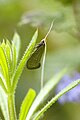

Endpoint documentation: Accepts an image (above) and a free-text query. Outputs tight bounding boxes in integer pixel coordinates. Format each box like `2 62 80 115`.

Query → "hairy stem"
8 94 17 120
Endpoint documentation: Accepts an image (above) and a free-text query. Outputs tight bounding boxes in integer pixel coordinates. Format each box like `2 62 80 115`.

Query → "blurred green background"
0 0 80 120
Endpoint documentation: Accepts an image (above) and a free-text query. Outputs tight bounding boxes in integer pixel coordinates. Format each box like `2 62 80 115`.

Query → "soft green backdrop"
0 0 80 120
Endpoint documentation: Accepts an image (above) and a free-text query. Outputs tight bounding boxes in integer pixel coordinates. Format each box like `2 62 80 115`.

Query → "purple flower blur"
55 72 80 104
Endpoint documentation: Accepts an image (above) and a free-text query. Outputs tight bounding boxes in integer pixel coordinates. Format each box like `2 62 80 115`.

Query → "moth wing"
27 42 45 69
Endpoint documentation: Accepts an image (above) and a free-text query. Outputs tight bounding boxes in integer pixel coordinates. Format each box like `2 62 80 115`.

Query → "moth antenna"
44 19 56 41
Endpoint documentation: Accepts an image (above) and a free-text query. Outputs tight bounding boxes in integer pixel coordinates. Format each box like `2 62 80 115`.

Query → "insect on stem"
26 19 55 90
41 20 55 90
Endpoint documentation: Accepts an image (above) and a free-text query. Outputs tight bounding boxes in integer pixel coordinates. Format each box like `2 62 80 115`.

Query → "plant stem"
8 94 17 120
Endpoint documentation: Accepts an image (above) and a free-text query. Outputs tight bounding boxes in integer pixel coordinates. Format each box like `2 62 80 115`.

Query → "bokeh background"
0 0 80 120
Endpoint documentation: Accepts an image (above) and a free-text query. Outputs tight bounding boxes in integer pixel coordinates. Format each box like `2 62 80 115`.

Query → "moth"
26 39 45 69
26 21 54 69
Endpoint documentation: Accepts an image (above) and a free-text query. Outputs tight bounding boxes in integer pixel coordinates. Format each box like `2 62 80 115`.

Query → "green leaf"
0 87 9 120
0 78 7 93
5 40 12 77
11 30 38 92
0 46 10 88
11 41 17 75
5 40 11 65
33 79 80 120
19 89 36 120
26 68 67 120
12 33 21 62
0 66 7 93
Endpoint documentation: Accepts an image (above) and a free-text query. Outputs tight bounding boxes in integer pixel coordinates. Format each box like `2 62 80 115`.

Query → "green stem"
8 94 17 120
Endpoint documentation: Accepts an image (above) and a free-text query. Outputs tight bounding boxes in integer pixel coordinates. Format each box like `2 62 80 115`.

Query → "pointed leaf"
12 33 21 62
11 41 17 74
5 40 12 66
0 46 10 88
12 30 38 92
33 79 80 120
19 89 36 120
5 40 12 77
